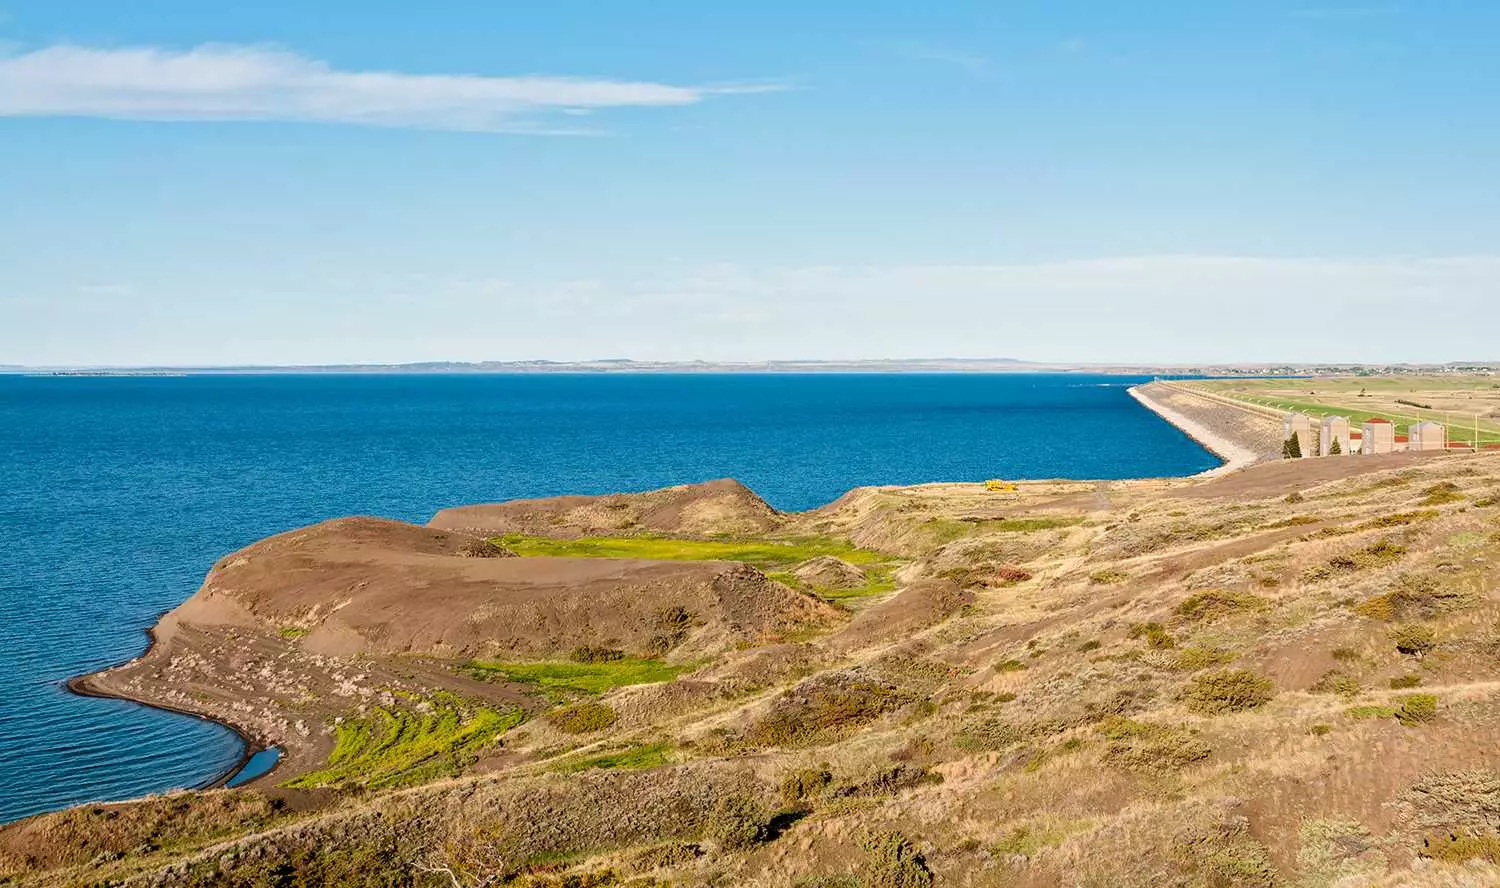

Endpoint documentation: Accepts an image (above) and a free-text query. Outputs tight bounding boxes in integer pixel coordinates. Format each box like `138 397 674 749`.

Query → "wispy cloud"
0 43 782 132
886 40 991 78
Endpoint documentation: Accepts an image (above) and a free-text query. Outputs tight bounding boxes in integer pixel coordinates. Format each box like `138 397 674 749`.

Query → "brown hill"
172 516 831 661
428 477 783 539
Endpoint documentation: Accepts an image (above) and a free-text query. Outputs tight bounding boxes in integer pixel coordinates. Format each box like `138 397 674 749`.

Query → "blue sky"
1 2 1497 365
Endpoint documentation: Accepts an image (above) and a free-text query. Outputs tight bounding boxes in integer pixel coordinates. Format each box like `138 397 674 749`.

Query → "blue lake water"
0 373 1216 823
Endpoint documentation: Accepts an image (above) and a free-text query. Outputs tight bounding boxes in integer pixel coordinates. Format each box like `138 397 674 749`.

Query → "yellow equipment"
984 479 1018 492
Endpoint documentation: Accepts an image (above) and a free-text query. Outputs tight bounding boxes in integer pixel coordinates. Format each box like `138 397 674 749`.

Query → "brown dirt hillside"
428 477 783 538
12 452 1500 888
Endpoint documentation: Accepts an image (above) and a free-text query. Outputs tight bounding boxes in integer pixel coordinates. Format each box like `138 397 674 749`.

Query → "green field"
494 532 888 568
466 657 689 695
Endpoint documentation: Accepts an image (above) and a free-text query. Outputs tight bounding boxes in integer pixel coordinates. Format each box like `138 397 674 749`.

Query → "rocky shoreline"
1129 380 1283 475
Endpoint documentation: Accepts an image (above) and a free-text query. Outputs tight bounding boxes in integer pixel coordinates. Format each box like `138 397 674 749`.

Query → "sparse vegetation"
1390 673 1422 689
1089 568 1129 585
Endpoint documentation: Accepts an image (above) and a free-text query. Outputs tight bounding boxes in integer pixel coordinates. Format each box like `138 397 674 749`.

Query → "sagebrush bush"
1391 623 1437 657
1097 716 1211 773
779 767 833 806
1310 670 1361 699
1174 589 1267 622
1396 694 1439 726
1423 833 1500 863
570 646 626 664
861 832 933 888
1183 669 1275 715
704 794 769 850
1128 621 1176 649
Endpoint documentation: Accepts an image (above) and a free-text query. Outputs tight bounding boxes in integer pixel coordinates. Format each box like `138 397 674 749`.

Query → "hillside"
7 455 1500 887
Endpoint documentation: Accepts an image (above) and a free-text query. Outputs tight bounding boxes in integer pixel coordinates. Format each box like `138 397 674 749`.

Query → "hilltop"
6 454 1500 887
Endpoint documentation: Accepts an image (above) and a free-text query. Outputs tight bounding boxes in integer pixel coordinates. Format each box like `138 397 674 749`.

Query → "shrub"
995 659 1028 672
1305 540 1407 582
459 538 516 558
861 833 933 888
1394 769 1500 833
1354 573 1471 622
779 767 834 806
1310 670 1361 699
1331 647 1359 661
547 702 618 734
743 673 910 747
1392 624 1437 657
1420 482 1465 506
1175 589 1267 622
704 795 770 850
1396 694 1439 726
1128 621 1176 649
1171 647 1236 672
1423 834 1500 863
1183 669 1275 715
1097 716 1211 773
1089 569 1129 585
569 646 626 664
1390 674 1423 689
994 565 1033 585
1358 509 1440 530
1309 723 1333 736
1079 639 1102 652
1285 491 1306 504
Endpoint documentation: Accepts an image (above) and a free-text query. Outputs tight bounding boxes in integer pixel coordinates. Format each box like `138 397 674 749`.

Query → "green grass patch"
466 657 688 695
770 566 900 603
493 532 887 569
277 626 307 639
552 742 671 773
284 692 523 790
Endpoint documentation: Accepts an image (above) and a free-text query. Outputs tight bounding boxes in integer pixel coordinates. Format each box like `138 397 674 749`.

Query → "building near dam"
1320 416 1351 456
1283 413 1314 458
1409 421 1447 452
1362 419 1396 455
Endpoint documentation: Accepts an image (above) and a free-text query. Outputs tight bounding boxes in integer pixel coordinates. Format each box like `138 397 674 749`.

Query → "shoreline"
1127 383 1264 477
64 626 277 794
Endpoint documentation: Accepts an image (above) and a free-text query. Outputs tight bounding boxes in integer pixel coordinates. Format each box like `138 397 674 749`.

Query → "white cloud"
0 43 779 131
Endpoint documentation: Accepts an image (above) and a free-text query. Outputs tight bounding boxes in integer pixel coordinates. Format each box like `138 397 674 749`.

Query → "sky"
1 1 1498 366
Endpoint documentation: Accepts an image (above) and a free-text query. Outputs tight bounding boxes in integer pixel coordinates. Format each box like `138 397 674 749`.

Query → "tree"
1329 438 1342 455
1283 434 1303 459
